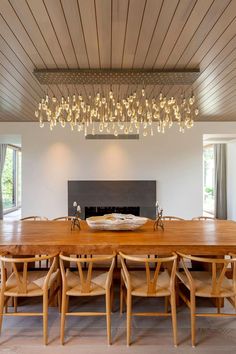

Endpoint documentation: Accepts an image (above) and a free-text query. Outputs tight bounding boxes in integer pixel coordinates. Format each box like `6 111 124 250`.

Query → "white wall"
1 122 236 219
227 140 236 220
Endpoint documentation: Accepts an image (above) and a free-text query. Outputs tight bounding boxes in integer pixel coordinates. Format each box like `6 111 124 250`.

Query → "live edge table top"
0 219 236 255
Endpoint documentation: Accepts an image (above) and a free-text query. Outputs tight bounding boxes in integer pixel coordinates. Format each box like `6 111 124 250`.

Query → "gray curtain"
214 144 227 220
0 144 7 220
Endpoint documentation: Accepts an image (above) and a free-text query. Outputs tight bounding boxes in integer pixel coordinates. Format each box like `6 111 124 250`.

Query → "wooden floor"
1 288 236 354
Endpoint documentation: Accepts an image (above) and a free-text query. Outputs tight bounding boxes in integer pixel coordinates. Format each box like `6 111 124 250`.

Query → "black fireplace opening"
85 206 140 219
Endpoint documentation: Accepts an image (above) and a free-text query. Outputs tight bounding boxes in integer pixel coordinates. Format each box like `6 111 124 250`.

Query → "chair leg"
126 292 132 346
165 296 169 313
43 292 49 345
60 291 67 345
120 278 124 315
66 295 69 313
4 296 9 314
110 282 115 313
57 288 62 312
106 290 112 345
170 293 178 347
14 297 18 313
0 292 5 334
217 298 221 314
190 293 196 347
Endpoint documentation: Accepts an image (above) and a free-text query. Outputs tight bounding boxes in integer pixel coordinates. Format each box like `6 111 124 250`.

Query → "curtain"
214 144 227 220
0 144 7 220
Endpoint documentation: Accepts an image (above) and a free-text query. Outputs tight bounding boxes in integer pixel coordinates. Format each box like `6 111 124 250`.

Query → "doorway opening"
203 145 215 216
2 145 22 214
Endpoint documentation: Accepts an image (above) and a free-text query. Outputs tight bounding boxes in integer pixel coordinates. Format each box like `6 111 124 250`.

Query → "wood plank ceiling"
0 0 235 122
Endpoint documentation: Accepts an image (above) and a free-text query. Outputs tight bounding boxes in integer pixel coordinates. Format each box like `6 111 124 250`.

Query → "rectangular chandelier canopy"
34 69 200 85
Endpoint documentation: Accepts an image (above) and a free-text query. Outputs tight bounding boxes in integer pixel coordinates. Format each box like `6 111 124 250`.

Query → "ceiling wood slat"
0 82 34 113
132 0 163 68
0 0 46 67
192 37 236 90
122 0 147 68
0 0 236 121
201 87 236 112
43 0 78 68
95 0 112 68
202 87 235 114
0 63 38 103
112 0 129 68
153 0 200 68
163 0 215 69
60 0 89 68
198 74 236 105
143 0 179 68
78 0 100 68
175 0 231 68
186 0 236 68
196 60 236 98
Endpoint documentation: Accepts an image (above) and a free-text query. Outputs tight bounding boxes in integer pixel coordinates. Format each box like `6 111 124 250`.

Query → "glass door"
2 145 22 213
203 145 215 215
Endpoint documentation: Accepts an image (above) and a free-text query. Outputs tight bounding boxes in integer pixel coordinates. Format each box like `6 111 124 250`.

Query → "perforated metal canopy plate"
34 69 200 85
86 134 139 140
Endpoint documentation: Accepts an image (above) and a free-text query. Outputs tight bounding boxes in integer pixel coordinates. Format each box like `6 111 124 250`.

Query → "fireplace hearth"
85 206 140 218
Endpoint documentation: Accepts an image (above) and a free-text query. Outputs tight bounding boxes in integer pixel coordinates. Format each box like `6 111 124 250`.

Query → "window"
2 145 21 213
203 145 215 215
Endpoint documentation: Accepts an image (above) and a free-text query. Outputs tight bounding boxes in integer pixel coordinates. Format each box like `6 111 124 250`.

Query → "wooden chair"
20 217 51 268
0 254 60 345
162 216 184 221
192 216 216 220
59 253 116 345
21 216 48 221
119 252 178 346
52 217 74 221
177 253 236 347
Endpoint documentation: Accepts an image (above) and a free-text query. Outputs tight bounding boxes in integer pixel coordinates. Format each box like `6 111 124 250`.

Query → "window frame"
2 144 22 215
203 144 215 216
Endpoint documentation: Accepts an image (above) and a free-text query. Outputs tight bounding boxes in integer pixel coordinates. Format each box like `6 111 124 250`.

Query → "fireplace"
68 180 156 219
85 206 140 218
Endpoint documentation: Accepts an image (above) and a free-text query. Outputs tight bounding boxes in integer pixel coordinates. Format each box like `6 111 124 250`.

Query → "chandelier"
35 89 199 137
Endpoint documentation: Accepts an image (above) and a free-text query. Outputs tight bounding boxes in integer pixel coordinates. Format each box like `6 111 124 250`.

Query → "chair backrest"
52 216 74 221
192 216 216 220
162 216 184 221
119 252 177 295
59 254 116 293
0 254 58 294
178 253 236 296
21 216 48 221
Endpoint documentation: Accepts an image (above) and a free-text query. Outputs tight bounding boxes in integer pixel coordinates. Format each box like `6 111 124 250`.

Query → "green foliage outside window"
2 148 14 210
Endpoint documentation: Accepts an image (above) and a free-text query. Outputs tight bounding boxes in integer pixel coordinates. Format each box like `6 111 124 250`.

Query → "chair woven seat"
65 269 109 296
127 269 171 297
5 269 59 297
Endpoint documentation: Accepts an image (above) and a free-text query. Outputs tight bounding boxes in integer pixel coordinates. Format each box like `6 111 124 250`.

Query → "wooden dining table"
0 219 236 255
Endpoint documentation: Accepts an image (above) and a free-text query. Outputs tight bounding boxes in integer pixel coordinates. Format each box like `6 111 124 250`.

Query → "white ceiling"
0 0 236 122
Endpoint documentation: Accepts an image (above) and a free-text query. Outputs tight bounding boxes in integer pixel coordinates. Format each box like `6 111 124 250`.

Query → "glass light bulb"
99 123 104 132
